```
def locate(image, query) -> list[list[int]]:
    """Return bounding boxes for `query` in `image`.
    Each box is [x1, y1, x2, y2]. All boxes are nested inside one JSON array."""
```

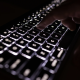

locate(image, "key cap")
[[8, 44, 21, 55], [16, 38, 28, 47], [23, 34, 33, 41], [35, 69, 51, 80], [22, 47, 34, 59], [20, 56, 43, 78], [0, 36, 3, 40], [23, 25, 32, 30], [36, 16, 42, 21], [0, 30, 10, 37], [10, 32, 21, 40], [6, 55, 27, 73], [52, 20, 60, 26], [27, 16, 32, 20], [0, 51, 14, 68], [15, 22, 23, 27], [48, 25, 56, 30], [47, 37, 58, 45], [33, 18, 40, 22], [51, 33, 61, 40], [45, 57, 59, 71], [28, 41, 40, 51], [39, 32, 49, 38], [44, 28, 53, 34], [0, 43, 6, 52], [52, 47, 65, 59], [27, 21, 36, 26], [55, 29, 65, 35], [42, 43, 53, 52], [36, 49, 49, 60], [29, 29, 39, 36], [34, 36, 45, 44], [2, 37, 14, 46], [8, 26, 18, 31], [0, 36, 3, 41], [17, 28, 27, 35], [58, 25, 67, 31], [22, 19, 26, 23]]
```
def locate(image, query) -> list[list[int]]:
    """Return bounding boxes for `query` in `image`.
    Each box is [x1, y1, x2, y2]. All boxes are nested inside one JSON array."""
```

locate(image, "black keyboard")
[[0, 0, 79, 80]]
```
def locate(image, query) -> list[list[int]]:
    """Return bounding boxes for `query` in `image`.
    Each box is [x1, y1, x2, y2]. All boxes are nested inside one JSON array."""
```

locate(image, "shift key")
[[20, 56, 43, 78]]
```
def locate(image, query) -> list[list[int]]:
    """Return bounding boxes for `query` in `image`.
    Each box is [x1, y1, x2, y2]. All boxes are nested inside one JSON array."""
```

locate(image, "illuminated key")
[[20, 56, 43, 78], [35, 69, 51, 80], [45, 57, 59, 71], [6, 55, 27, 72], [0, 51, 14, 68], [52, 47, 65, 59]]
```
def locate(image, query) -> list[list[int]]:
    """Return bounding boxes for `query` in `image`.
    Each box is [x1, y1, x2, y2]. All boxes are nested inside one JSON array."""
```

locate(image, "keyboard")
[[0, 0, 79, 80]]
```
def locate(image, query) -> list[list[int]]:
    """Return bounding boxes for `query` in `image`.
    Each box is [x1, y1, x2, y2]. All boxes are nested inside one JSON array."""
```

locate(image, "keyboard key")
[[27, 16, 32, 20], [58, 25, 67, 31], [34, 36, 45, 44], [23, 34, 33, 41], [48, 25, 56, 30], [51, 33, 61, 40], [22, 19, 26, 23], [42, 43, 53, 52], [6, 55, 27, 73], [9, 44, 21, 55], [36, 49, 49, 60], [36, 16, 42, 21], [0, 30, 10, 37], [22, 47, 34, 59], [0, 36, 3, 41], [35, 69, 51, 80], [23, 25, 32, 30], [44, 28, 53, 34], [27, 21, 36, 26], [0, 43, 6, 52], [47, 37, 58, 45], [15, 22, 23, 27], [28, 41, 40, 50], [31, 19, 39, 23], [0, 36, 3, 39], [0, 51, 14, 68], [10, 32, 21, 40], [16, 38, 28, 47], [45, 57, 59, 71], [8, 26, 18, 31], [20, 56, 43, 78], [2, 37, 14, 45], [52, 20, 60, 26], [39, 32, 49, 38], [17, 28, 27, 35], [55, 29, 65, 35], [33, 18, 40, 22], [40, 14, 45, 18], [29, 29, 39, 36], [52, 47, 64, 59]]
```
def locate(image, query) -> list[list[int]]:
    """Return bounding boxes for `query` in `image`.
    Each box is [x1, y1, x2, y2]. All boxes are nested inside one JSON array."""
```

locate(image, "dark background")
[[0, 0, 80, 80], [0, 0, 50, 26]]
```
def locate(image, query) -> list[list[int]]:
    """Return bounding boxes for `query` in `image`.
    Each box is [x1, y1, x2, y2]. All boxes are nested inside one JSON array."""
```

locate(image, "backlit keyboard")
[[0, 0, 79, 80]]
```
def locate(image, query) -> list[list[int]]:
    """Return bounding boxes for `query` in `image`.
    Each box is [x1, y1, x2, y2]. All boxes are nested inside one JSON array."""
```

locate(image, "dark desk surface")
[[0, 1, 80, 80]]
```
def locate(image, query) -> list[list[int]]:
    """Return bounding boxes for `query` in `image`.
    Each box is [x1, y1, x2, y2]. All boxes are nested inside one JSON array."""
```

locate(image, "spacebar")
[[59, 29, 78, 49]]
